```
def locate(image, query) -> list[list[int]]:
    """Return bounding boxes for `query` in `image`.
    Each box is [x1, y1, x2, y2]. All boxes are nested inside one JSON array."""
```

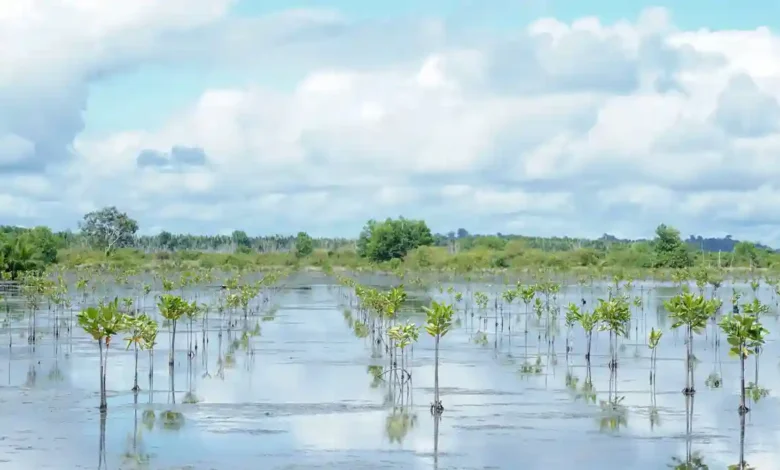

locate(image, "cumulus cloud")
[[0, 0, 236, 172], [4, 3, 780, 243]]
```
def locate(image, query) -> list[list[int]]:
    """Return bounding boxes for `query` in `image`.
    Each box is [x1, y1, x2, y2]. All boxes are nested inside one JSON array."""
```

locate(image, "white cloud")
[[4, 3, 780, 243], [0, 0, 236, 173]]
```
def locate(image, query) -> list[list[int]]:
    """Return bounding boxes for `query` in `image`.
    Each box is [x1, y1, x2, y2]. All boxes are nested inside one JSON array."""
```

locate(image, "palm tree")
[[78, 298, 127, 412], [423, 300, 454, 415], [5, 237, 36, 279]]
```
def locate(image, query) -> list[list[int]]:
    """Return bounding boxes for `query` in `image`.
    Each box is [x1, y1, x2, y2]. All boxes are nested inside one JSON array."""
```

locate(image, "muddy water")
[[0, 273, 778, 469]]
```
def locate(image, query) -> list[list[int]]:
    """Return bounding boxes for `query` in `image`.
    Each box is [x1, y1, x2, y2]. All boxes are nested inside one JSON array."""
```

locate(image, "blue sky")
[[83, 0, 778, 137], [5, 1, 780, 242]]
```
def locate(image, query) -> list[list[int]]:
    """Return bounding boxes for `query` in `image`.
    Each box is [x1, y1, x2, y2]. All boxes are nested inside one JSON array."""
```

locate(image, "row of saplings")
[[78, 293, 200, 413], [340, 276, 767, 419], [566, 288, 766, 416], [335, 275, 455, 415], [79, 279, 766, 422]]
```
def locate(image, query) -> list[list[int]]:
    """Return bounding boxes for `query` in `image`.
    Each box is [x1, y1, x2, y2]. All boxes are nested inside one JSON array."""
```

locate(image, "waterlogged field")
[[0, 271, 778, 469]]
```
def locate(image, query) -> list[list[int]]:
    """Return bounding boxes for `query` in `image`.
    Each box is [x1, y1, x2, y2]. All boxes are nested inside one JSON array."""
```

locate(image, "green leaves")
[[387, 321, 420, 349], [518, 285, 536, 305], [565, 303, 580, 328], [664, 291, 720, 334], [158, 294, 195, 322], [652, 223, 692, 269], [474, 292, 489, 310], [648, 327, 663, 350], [353, 284, 408, 318], [79, 206, 138, 256], [566, 303, 600, 333], [423, 301, 454, 338], [741, 298, 769, 318], [77, 297, 126, 342], [595, 296, 631, 338], [356, 217, 434, 262], [124, 314, 159, 351], [386, 286, 406, 318], [719, 311, 768, 359], [501, 289, 518, 305], [294, 232, 314, 258]]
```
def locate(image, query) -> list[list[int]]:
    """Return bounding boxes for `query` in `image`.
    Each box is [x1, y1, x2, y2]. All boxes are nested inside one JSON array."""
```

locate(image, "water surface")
[[0, 273, 778, 469]]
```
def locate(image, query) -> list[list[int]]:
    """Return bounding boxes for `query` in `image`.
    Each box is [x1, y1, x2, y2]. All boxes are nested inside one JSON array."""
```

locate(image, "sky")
[[3, 1, 780, 243]]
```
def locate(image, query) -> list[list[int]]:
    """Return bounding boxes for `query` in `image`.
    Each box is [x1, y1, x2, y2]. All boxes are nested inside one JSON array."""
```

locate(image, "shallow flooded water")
[[0, 272, 778, 469]]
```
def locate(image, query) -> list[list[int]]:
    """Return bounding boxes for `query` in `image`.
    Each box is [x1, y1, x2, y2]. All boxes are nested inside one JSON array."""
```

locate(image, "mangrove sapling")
[[185, 302, 202, 358], [77, 298, 127, 412], [501, 288, 517, 333], [386, 321, 420, 389], [474, 291, 488, 327], [424, 301, 454, 415], [566, 303, 600, 361], [384, 286, 407, 371], [648, 327, 662, 385], [158, 294, 192, 367], [719, 310, 768, 415], [533, 297, 544, 338], [125, 314, 156, 393], [664, 291, 720, 395], [142, 320, 159, 404], [519, 285, 535, 334], [21, 274, 45, 344], [749, 279, 760, 299], [631, 296, 642, 348], [595, 296, 631, 369], [741, 298, 769, 386]]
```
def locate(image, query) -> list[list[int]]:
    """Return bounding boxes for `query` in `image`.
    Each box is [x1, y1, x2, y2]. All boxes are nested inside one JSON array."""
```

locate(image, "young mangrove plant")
[[142, 318, 159, 402], [648, 327, 662, 384], [124, 314, 157, 393], [566, 303, 600, 361], [158, 294, 194, 367], [77, 298, 127, 412], [519, 285, 535, 334], [719, 308, 768, 415], [595, 296, 630, 369], [741, 298, 769, 386], [664, 291, 721, 395], [387, 320, 420, 389], [423, 300, 454, 415]]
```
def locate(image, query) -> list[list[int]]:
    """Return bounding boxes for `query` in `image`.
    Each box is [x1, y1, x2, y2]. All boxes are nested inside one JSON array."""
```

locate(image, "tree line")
[[0, 206, 774, 276]]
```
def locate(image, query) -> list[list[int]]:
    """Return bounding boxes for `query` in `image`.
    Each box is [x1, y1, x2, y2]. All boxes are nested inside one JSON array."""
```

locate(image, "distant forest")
[[433, 230, 774, 253], [40, 226, 773, 254]]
